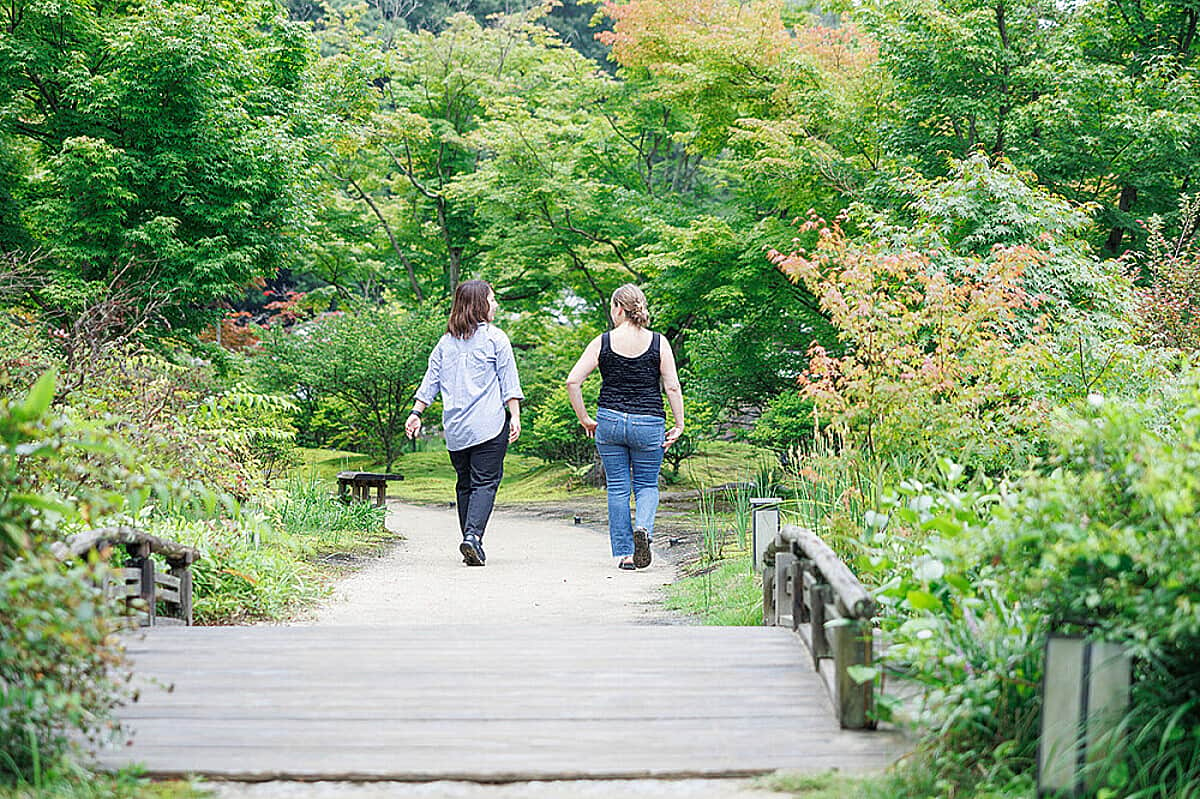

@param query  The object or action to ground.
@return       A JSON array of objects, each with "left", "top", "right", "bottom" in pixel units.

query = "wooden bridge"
[
  {"left": 95, "top": 503, "right": 905, "bottom": 781},
  {"left": 99, "top": 624, "right": 904, "bottom": 780}
]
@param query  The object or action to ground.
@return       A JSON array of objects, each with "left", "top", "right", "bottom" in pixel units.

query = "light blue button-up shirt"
[{"left": 414, "top": 323, "right": 524, "bottom": 452}]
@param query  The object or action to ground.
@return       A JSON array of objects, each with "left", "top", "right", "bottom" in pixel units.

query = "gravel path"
[
  {"left": 214, "top": 502, "right": 787, "bottom": 798},
  {"left": 300, "top": 501, "right": 676, "bottom": 626},
  {"left": 207, "top": 778, "right": 784, "bottom": 799}
]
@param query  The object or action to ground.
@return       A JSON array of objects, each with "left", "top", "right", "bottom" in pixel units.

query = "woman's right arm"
[
  {"left": 406, "top": 339, "right": 443, "bottom": 439},
  {"left": 565, "top": 336, "right": 602, "bottom": 437}
]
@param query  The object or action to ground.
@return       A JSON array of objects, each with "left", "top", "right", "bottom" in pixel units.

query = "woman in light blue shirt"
[{"left": 406, "top": 280, "right": 523, "bottom": 566}]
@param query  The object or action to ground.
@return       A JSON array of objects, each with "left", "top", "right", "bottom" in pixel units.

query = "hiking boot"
[{"left": 632, "top": 527, "right": 652, "bottom": 569}]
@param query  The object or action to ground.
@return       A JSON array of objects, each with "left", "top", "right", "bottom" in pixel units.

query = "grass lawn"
[
  {"left": 294, "top": 447, "right": 604, "bottom": 505},
  {"left": 295, "top": 439, "right": 775, "bottom": 505}
]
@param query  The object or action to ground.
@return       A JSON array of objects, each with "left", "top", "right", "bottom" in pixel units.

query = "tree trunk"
[{"left": 1104, "top": 185, "right": 1138, "bottom": 255}]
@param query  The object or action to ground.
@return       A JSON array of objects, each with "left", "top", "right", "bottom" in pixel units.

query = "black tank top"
[{"left": 598, "top": 331, "right": 666, "bottom": 418}]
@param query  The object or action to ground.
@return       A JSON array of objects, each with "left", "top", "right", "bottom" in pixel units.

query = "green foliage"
[
  {"left": 748, "top": 390, "right": 815, "bottom": 457},
  {"left": 1134, "top": 194, "right": 1200, "bottom": 352},
  {"left": 272, "top": 472, "right": 386, "bottom": 540},
  {"left": 258, "top": 305, "right": 443, "bottom": 469},
  {"left": 0, "top": 553, "right": 130, "bottom": 785},
  {"left": 0, "top": 0, "right": 312, "bottom": 329},
  {"left": 521, "top": 382, "right": 600, "bottom": 468},
  {"left": 662, "top": 395, "right": 719, "bottom": 480},
  {"left": 0, "top": 374, "right": 131, "bottom": 787},
  {"left": 665, "top": 554, "right": 762, "bottom": 626},
  {"left": 852, "top": 377, "right": 1200, "bottom": 796},
  {"left": 865, "top": 0, "right": 1200, "bottom": 252}
]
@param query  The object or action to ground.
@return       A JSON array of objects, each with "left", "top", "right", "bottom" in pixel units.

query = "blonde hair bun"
[{"left": 611, "top": 284, "right": 650, "bottom": 327}]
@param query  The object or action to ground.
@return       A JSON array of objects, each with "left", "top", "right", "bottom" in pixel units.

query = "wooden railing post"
[
  {"left": 833, "top": 602, "right": 874, "bottom": 729},
  {"left": 774, "top": 551, "right": 797, "bottom": 628},
  {"left": 762, "top": 562, "right": 777, "bottom": 625},
  {"left": 129, "top": 540, "right": 156, "bottom": 626}
]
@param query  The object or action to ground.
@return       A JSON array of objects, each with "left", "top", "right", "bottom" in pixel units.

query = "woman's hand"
[
  {"left": 580, "top": 417, "right": 598, "bottom": 437},
  {"left": 405, "top": 413, "right": 422, "bottom": 439},
  {"left": 663, "top": 425, "right": 684, "bottom": 449},
  {"left": 508, "top": 417, "right": 521, "bottom": 443}
]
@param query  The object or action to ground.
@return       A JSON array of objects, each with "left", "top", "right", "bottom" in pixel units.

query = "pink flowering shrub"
[
  {"left": 1134, "top": 195, "right": 1200, "bottom": 352},
  {"left": 769, "top": 214, "right": 1050, "bottom": 470}
]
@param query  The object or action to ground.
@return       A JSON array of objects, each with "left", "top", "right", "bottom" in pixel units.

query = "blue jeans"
[{"left": 595, "top": 408, "right": 666, "bottom": 558}]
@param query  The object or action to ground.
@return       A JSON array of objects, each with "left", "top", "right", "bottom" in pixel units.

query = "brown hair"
[
  {"left": 447, "top": 280, "right": 493, "bottom": 339},
  {"left": 611, "top": 284, "right": 650, "bottom": 327}
]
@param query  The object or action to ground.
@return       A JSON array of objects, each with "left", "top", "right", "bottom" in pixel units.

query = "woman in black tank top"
[{"left": 566, "top": 284, "right": 686, "bottom": 571}]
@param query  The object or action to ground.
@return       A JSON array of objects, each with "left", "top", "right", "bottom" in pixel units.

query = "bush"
[
  {"left": 748, "top": 389, "right": 815, "bottom": 460},
  {"left": 0, "top": 553, "right": 130, "bottom": 784},
  {"left": 0, "top": 373, "right": 131, "bottom": 785},
  {"left": 519, "top": 381, "right": 599, "bottom": 467},
  {"left": 864, "top": 377, "right": 1200, "bottom": 796}
]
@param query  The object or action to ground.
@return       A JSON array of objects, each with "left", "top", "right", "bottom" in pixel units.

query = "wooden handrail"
[
  {"left": 756, "top": 503, "right": 877, "bottom": 730},
  {"left": 52, "top": 525, "right": 198, "bottom": 626},
  {"left": 776, "top": 527, "right": 875, "bottom": 619},
  {"left": 54, "top": 525, "right": 200, "bottom": 563}
]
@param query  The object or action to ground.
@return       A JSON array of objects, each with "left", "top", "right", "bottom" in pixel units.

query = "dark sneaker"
[
  {"left": 460, "top": 535, "right": 485, "bottom": 567},
  {"left": 632, "top": 527, "right": 652, "bottom": 569}
]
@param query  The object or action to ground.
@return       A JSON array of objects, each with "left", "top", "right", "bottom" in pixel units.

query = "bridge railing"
[{"left": 755, "top": 500, "right": 877, "bottom": 730}]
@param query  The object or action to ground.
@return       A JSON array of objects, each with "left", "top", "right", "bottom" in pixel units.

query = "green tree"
[
  {"left": 865, "top": 0, "right": 1200, "bottom": 253},
  {"left": 0, "top": 0, "right": 312, "bottom": 328},
  {"left": 259, "top": 306, "right": 443, "bottom": 469}
]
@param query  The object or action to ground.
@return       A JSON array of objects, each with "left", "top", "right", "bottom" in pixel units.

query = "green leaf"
[
  {"left": 846, "top": 665, "right": 879, "bottom": 685},
  {"left": 906, "top": 589, "right": 941, "bottom": 611},
  {"left": 10, "top": 493, "right": 75, "bottom": 516},
  {"left": 14, "top": 370, "right": 56, "bottom": 422}
]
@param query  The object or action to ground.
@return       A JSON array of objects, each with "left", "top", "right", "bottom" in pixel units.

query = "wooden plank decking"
[{"left": 97, "top": 625, "right": 906, "bottom": 781}]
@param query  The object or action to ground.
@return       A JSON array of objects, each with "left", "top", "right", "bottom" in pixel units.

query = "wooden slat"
[
  {"left": 154, "top": 572, "right": 180, "bottom": 590},
  {"left": 95, "top": 624, "right": 905, "bottom": 780}
]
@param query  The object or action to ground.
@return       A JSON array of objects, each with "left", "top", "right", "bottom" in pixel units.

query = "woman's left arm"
[
  {"left": 660, "top": 337, "right": 685, "bottom": 449},
  {"left": 496, "top": 332, "right": 524, "bottom": 443}
]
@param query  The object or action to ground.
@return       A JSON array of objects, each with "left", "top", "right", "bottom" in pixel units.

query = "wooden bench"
[
  {"left": 52, "top": 526, "right": 200, "bottom": 626},
  {"left": 337, "top": 471, "right": 404, "bottom": 507}
]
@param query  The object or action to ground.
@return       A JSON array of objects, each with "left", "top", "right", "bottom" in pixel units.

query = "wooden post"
[
  {"left": 169, "top": 556, "right": 194, "bottom": 626},
  {"left": 130, "top": 541, "right": 156, "bottom": 626},
  {"left": 790, "top": 561, "right": 804, "bottom": 633},
  {"left": 376, "top": 482, "right": 385, "bottom": 507},
  {"left": 833, "top": 600, "right": 874, "bottom": 729},
  {"left": 810, "top": 583, "right": 830, "bottom": 666},
  {"left": 762, "top": 565, "right": 776, "bottom": 625},
  {"left": 796, "top": 561, "right": 812, "bottom": 623}
]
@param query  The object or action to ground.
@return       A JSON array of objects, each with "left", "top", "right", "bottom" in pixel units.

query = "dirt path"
[{"left": 299, "top": 501, "right": 679, "bottom": 626}]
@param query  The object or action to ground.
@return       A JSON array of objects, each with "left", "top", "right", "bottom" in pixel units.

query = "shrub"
[
  {"left": 748, "top": 389, "right": 815, "bottom": 460},
  {"left": 519, "top": 382, "right": 599, "bottom": 467},
  {"left": 257, "top": 304, "right": 444, "bottom": 469},
  {"left": 1134, "top": 194, "right": 1200, "bottom": 353},
  {"left": 0, "top": 373, "right": 130, "bottom": 785},
  {"left": 0, "top": 553, "right": 130, "bottom": 784}
]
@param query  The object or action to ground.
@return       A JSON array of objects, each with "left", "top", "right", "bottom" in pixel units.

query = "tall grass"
[{"left": 275, "top": 471, "right": 386, "bottom": 542}]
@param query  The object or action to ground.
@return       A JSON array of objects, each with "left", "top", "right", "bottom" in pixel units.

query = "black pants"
[{"left": 448, "top": 421, "right": 509, "bottom": 539}]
